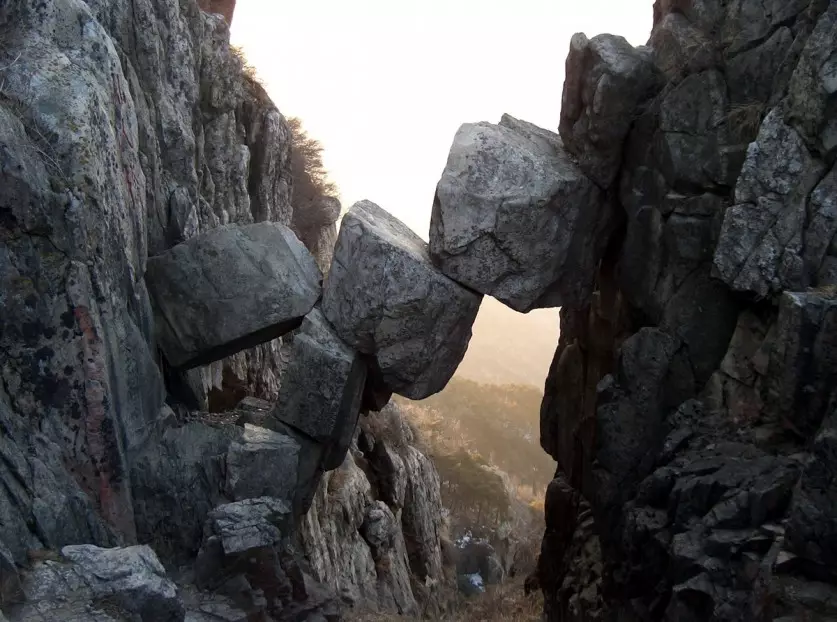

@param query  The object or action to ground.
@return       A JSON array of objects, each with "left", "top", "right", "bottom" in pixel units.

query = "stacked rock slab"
[
  {"left": 323, "top": 200, "right": 482, "bottom": 399},
  {"left": 145, "top": 222, "right": 322, "bottom": 369},
  {"left": 268, "top": 308, "right": 367, "bottom": 470},
  {"left": 531, "top": 1, "right": 837, "bottom": 621},
  {"left": 429, "top": 114, "right": 616, "bottom": 313}
]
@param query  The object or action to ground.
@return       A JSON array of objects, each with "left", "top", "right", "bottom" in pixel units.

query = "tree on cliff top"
[{"left": 287, "top": 116, "right": 338, "bottom": 208}]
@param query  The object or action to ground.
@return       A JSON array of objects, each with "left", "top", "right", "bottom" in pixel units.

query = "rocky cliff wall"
[
  {"left": 300, "top": 403, "right": 452, "bottom": 618},
  {"left": 0, "top": 0, "right": 335, "bottom": 593},
  {"left": 537, "top": 1, "right": 837, "bottom": 620}
]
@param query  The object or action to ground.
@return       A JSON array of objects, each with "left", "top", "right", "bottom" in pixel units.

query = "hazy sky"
[{"left": 230, "top": 0, "right": 654, "bottom": 237}]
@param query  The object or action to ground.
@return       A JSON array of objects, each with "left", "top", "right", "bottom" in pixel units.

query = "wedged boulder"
[
  {"left": 560, "top": 33, "right": 661, "bottom": 187},
  {"left": 146, "top": 222, "right": 322, "bottom": 369},
  {"left": 429, "top": 115, "right": 613, "bottom": 313},
  {"left": 18, "top": 545, "right": 183, "bottom": 621},
  {"left": 270, "top": 308, "right": 367, "bottom": 470},
  {"left": 322, "top": 201, "right": 481, "bottom": 399}
]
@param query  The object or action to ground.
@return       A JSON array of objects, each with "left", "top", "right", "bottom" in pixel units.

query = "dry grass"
[{"left": 347, "top": 577, "right": 542, "bottom": 622}]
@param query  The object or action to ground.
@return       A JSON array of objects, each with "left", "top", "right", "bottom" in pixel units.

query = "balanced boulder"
[
  {"left": 146, "top": 222, "right": 321, "bottom": 369},
  {"left": 430, "top": 115, "right": 612, "bottom": 312},
  {"left": 270, "top": 308, "right": 367, "bottom": 470},
  {"left": 323, "top": 201, "right": 481, "bottom": 399}
]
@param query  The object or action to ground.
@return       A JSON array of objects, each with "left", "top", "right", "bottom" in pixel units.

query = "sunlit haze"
[{"left": 231, "top": 0, "right": 655, "bottom": 387}]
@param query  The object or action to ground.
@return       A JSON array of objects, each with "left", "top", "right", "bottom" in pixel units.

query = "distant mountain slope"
[{"left": 455, "top": 297, "right": 559, "bottom": 388}]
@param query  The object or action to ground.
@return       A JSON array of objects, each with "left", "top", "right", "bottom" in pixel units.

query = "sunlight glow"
[{"left": 231, "top": 0, "right": 654, "bottom": 238}]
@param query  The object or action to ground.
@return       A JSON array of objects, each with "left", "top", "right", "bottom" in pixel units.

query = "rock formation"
[
  {"left": 323, "top": 200, "right": 481, "bottom": 399},
  {"left": 2, "top": 0, "right": 836, "bottom": 619},
  {"left": 429, "top": 115, "right": 614, "bottom": 313},
  {"left": 531, "top": 1, "right": 837, "bottom": 620},
  {"left": 146, "top": 222, "right": 322, "bottom": 369}
]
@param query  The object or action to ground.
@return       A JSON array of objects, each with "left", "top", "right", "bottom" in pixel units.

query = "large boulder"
[
  {"left": 146, "top": 222, "right": 322, "bottom": 369},
  {"left": 18, "top": 545, "right": 183, "bottom": 622},
  {"left": 429, "top": 115, "right": 613, "bottom": 313},
  {"left": 560, "top": 33, "right": 661, "bottom": 187},
  {"left": 270, "top": 308, "right": 367, "bottom": 470},
  {"left": 322, "top": 201, "right": 481, "bottom": 399}
]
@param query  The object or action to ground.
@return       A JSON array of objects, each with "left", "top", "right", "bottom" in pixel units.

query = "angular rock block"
[
  {"left": 560, "top": 33, "right": 660, "bottom": 187},
  {"left": 225, "top": 424, "right": 303, "bottom": 502},
  {"left": 712, "top": 110, "right": 826, "bottom": 297},
  {"left": 146, "top": 222, "right": 321, "bottom": 369},
  {"left": 430, "top": 115, "right": 612, "bottom": 313},
  {"left": 323, "top": 200, "right": 481, "bottom": 399},
  {"left": 206, "top": 497, "right": 291, "bottom": 556},
  {"left": 763, "top": 290, "right": 837, "bottom": 438},
  {"left": 271, "top": 308, "right": 367, "bottom": 470},
  {"left": 20, "top": 545, "right": 183, "bottom": 621}
]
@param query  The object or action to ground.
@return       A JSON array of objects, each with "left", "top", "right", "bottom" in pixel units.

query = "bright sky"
[{"left": 230, "top": 0, "right": 654, "bottom": 238}]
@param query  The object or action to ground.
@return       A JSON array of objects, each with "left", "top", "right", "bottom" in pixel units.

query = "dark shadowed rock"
[
  {"left": 270, "top": 308, "right": 367, "bottom": 470},
  {"left": 225, "top": 424, "right": 303, "bottom": 502},
  {"left": 430, "top": 115, "right": 613, "bottom": 312},
  {"left": 323, "top": 200, "right": 481, "bottom": 399},
  {"left": 146, "top": 222, "right": 322, "bottom": 369},
  {"left": 560, "top": 33, "right": 661, "bottom": 187},
  {"left": 787, "top": 409, "right": 837, "bottom": 570},
  {"left": 131, "top": 421, "right": 242, "bottom": 562},
  {"left": 763, "top": 291, "right": 837, "bottom": 438}
]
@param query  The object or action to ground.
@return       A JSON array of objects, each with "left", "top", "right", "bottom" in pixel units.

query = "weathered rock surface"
[
  {"left": 430, "top": 115, "right": 613, "bottom": 312},
  {"left": 0, "top": 0, "right": 336, "bottom": 565},
  {"left": 323, "top": 200, "right": 481, "bottom": 399},
  {"left": 300, "top": 404, "right": 451, "bottom": 617},
  {"left": 270, "top": 308, "right": 367, "bottom": 470},
  {"left": 538, "top": 2, "right": 837, "bottom": 621},
  {"left": 147, "top": 223, "right": 321, "bottom": 369},
  {"left": 560, "top": 33, "right": 661, "bottom": 187},
  {"left": 16, "top": 545, "right": 183, "bottom": 622},
  {"left": 194, "top": 497, "right": 341, "bottom": 621}
]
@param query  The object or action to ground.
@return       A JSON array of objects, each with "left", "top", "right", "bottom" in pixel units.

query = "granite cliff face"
[{"left": 535, "top": 1, "right": 837, "bottom": 620}]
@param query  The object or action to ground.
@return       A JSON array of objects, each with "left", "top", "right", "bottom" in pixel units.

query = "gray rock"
[
  {"left": 205, "top": 497, "right": 291, "bottom": 556},
  {"left": 323, "top": 200, "right": 480, "bottom": 399},
  {"left": 226, "top": 427, "right": 293, "bottom": 501},
  {"left": 764, "top": 291, "right": 837, "bottom": 438},
  {"left": 560, "top": 33, "right": 661, "bottom": 187},
  {"left": 787, "top": 412, "right": 837, "bottom": 568},
  {"left": 19, "top": 545, "right": 183, "bottom": 622},
  {"left": 0, "top": 538, "right": 23, "bottom": 607},
  {"left": 131, "top": 421, "right": 241, "bottom": 562},
  {"left": 146, "top": 222, "right": 322, "bottom": 369},
  {"left": 271, "top": 308, "right": 367, "bottom": 470},
  {"left": 648, "top": 12, "right": 718, "bottom": 81},
  {"left": 429, "top": 115, "right": 612, "bottom": 312},
  {"left": 784, "top": 1, "right": 837, "bottom": 160},
  {"left": 713, "top": 109, "right": 826, "bottom": 296}
]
